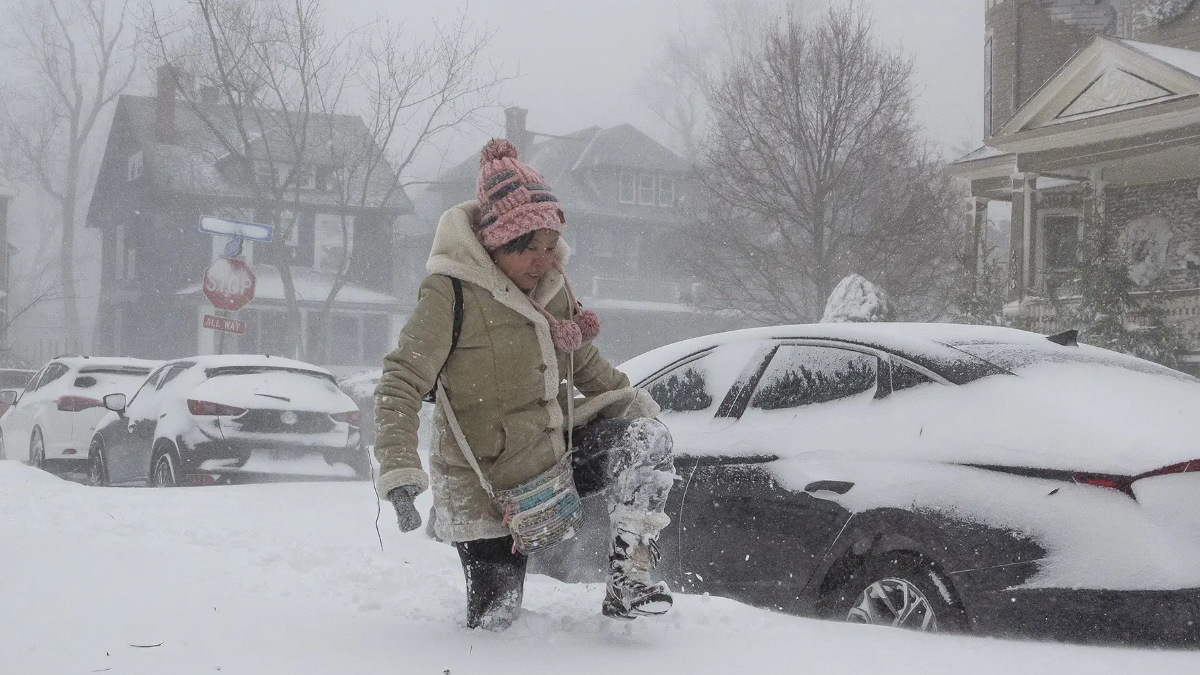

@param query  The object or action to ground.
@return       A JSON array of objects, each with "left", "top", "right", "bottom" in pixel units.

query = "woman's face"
[{"left": 492, "top": 229, "right": 560, "bottom": 292}]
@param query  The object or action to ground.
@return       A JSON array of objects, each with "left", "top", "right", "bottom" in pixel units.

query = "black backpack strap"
[
  {"left": 423, "top": 276, "right": 464, "bottom": 404},
  {"left": 450, "top": 277, "right": 464, "bottom": 354}
]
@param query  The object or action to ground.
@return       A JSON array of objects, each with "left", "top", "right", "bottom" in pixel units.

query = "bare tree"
[
  {"left": 142, "top": 0, "right": 504, "bottom": 361},
  {"left": 676, "top": 3, "right": 960, "bottom": 324},
  {"left": 1, "top": 0, "right": 136, "bottom": 348},
  {"left": 636, "top": 0, "right": 818, "bottom": 160}
]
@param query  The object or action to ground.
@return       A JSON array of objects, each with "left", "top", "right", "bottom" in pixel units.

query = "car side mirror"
[
  {"left": 103, "top": 393, "right": 127, "bottom": 414},
  {"left": 0, "top": 390, "right": 17, "bottom": 406}
]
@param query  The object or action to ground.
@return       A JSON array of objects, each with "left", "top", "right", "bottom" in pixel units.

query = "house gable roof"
[
  {"left": 101, "top": 95, "right": 411, "bottom": 213},
  {"left": 999, "top": 35, "right": 1200, "bottom": 138},
  {"left": 432, "top": 122, "right": 688, "bottom": 222}
]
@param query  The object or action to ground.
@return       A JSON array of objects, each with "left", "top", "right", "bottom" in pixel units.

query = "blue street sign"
[{"left": 199, "top": 215, "right": 274, "bottom": 243}]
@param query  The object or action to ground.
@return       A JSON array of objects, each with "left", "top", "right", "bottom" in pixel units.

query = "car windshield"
[
  {"left": 947, "top": 340, "right": 1198, "bottom": 383},
  {"left": 204, "top": 365, "right": 335, "bottom": 384},
  {"left": 73, "top": 368, "right": 155, "bottom": 393}
]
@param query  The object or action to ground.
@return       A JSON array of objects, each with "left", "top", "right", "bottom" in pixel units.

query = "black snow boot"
[
  {"left": 456, "top": 536, "right": 528, "bottom": 631},
  {"left": 603, "top": 510, "right": 673, "bottom": 620}
]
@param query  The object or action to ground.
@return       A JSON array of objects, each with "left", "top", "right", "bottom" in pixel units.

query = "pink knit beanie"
[
  {"left": 474, "top": 138, "right": 600, "bottom": 352},
  {"left": 475, "top": 138, "right": 564, "bottom": 251}
]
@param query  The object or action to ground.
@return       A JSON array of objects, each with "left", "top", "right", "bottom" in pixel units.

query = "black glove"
[{"left": 388, "top": 485, "right": 423, "bottom": 533}]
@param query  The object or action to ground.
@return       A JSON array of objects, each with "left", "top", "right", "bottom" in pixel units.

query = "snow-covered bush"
[
  {"left": 1141, "top": 0, "right": 1196, "bottom": 25},
  {"left": 820, "top": 274, "right": 891, "bottom": 323}
]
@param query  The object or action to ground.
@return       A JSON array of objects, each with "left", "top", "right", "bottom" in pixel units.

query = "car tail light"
[
  {"left": 187, "top": 399, "right": 247, "bottom": 417},
  {"left": 330, "top": 410, "right": 361, "bottom": 426},
  {"left": 57, "top": 395, "right": 103, "bottom": 412},
  {"left": 1136, "top": 460, "right": 1200, "bottom": 480},
  {"left": 1071, "top": 472, "right": 1135, "bottom": 497}
]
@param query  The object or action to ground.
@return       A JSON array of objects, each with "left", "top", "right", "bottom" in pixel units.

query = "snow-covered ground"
[{"left": 2, "top": 461, "right": 1198, "bottom": 675}]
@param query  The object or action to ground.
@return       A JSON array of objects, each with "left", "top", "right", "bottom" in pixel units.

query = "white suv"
[{"left": 0, "top": 357, "right": 161, "bottom": 473}]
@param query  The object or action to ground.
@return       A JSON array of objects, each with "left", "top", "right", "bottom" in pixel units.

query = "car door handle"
[{"left": 804, "top": 480, "right": 854, "bottom": 495}]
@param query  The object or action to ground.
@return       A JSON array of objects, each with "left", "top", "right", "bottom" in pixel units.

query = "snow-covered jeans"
[{"left": 455, "top": 416, "right": 676, "bottom": 630}]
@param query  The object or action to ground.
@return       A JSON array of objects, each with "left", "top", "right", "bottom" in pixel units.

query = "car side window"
[
  {"left": 35, "top": 364, "right": 70, "bottom": 391},
  {"left": 890, "top": 362, "right": 934, "bottom": 393},
  {"left": 646, "top": 354, "right": 716, "bottom": 413},
  {"left": 24, "top": 366, "right": 49, "bottom": 393},
  {"left": 158, "top": 363, "right": 195, "bottom": 390},
  {"left": 128, "top": 367, "right": 167, "bottom": 408},
  {"left": 749, "top": 345, "right": 878, "bottom": 411}
]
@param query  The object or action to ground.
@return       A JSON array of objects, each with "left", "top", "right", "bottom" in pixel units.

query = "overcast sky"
[
  {"left": 344, "top": 0, "right": 985, "bottom": 177},
  {"left": 0, "top": 0, "right": 985, "bottom": 177}
]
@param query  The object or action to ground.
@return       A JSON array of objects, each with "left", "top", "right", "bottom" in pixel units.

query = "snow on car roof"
[
  {"left": 160, "top": 354, "right": 333, "bottom": 375},
  {"left": 53, "top": 356, "right": 163, "bottom": 372},
  {"left": 619, "top": 323, "right": 1041, "bottom": 383}
]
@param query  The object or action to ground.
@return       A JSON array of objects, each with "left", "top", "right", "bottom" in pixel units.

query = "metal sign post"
[{"left": 199, "top": 216, "right": 272, "bottom": 353}]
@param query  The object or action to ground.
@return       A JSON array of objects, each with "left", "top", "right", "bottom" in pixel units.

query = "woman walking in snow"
[{"left": 373, "top": 139, "right": 677, "bottom": 630}]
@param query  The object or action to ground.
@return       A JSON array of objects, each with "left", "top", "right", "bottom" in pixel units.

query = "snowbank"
[{"left": 2, "top": 461, "right": 1199, "bottom": 673}]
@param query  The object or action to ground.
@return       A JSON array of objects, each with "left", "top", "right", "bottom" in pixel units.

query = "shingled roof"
[
  {"left": 111, "top": 95, "right": 411, "bottom": 212},
  {"left": 434, "top": 123, "right": 689, "bottom": 219}
]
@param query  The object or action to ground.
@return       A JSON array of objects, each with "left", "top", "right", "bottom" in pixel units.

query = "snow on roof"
[
  {"left": 950, "top": 145, "right": 1009, "bottom": 165},
  {"left": 1121, "top": 39, "right": 1200, "bottom": 80},
  {"left": 176, "top": 264, "right": 400, "bottom": 306},
  {"left": 116, "top": 96, "right": 411, "bottom": 212}
]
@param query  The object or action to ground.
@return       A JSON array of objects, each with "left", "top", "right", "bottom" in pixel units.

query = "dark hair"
[{"left": 498, "top": 230, "right": 538, "bottom": 255}]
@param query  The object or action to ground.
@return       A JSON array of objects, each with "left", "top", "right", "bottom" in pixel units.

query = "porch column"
[
  {"left": 1011, "top": 172, "right": 1039, "bottom": 299},
  {"left": 964, "top": 196, "right": 991, "bottom": 293}
]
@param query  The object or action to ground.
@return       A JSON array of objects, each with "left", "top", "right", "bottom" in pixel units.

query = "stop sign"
[{"left": 203, "top": 258, "right": 256, "bottom": 311}]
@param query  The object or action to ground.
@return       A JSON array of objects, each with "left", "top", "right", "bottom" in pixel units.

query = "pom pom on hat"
[{"left": 481, "top": 138, "right": 519, "bottom": 165}]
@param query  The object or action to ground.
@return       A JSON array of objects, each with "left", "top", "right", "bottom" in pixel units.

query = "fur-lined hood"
[{"left": 426, "top": 200, "right": 571, "bottom": 309}]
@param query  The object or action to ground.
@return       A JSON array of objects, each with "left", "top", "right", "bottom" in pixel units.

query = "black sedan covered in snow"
[
  {"left": 87, "top": 355, "right": 369, "bottom": 486},
  {"left": 532, "top": 324, "right": 1200, "bottom": 647}
]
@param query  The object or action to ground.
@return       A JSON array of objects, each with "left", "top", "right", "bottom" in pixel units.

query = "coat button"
[
  {"left": 538, "top": 398, "right": 550, "bottom": 405},
  {"left": 538, "top": 363, "right": 548, "bottom": 372}
]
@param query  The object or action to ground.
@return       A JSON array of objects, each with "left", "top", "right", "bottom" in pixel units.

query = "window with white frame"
[
  {"left": 638, "top": 175, "right": 656, "bottom": 205},
  {"left": 127, "top": 151, "right": 143, "bottom": 182},
  {"left": 314, "top": 213, "right": 354, "bottom": 274},
  {"left": 256, "top": 162, "right": 280, "bottom": 189},
  {"left": 279, "top": 210, "right": 301, "bottom": 247},
  {"left": 657, "top": 176, "right": 676, "bottom": 207},
  {"left": 619, "top": 172, "right": 637, "bottom": 204}
]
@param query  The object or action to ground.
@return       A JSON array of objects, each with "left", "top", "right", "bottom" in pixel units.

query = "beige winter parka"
[{"left": 374, "top": 201, "right": 658, "bottom": 543}]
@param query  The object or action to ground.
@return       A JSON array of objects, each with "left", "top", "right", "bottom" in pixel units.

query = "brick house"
[
  {"left": 412, "top": 108, "right": 744, "bottom": 363},
  {"left": 86, "top": 69, "right": 411, "bottom": 371},
  {"left": 951, "top": 0, "right": 1200, "bottom": 372}
]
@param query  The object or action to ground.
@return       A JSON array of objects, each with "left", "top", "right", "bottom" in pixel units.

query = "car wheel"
[
  {"left": 29, "top": 427, "right": 46, "bottom": 470},
  {"left": 87, "top": 438, "right": 108, "bottom": 487},
  {"left": 150, "top": 446, "right": 179, "bottom": 488},
  {"left": 830, "top": 553, "right": 967, "bottom": 634}
]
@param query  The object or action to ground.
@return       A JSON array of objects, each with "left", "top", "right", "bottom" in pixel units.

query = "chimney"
[
  {"left": 504, "top": 106, "right": 532, "bottom": 158},
  {"left": 156, "top": 64, "right": 178, "bottom": 144}
]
